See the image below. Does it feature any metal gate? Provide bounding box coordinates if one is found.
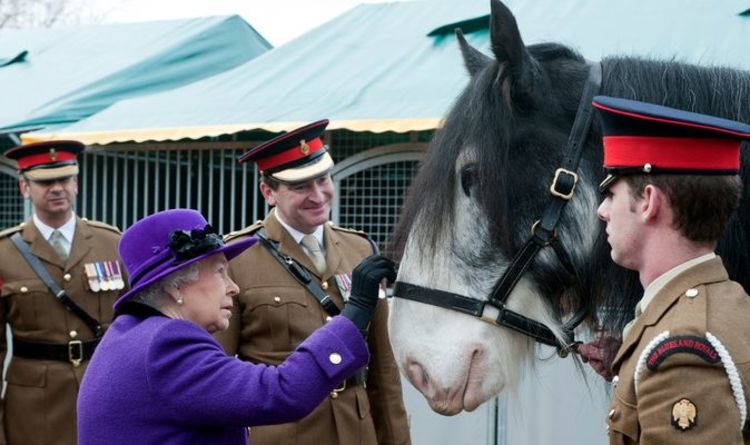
[77,146,261,233]
[0,163,25,229]
[331,143,425,250]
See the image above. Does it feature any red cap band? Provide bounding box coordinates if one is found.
[603,136,740,170]
[256,137,324,172]
[17,150,78,170]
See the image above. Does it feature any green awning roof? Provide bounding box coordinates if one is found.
[24,0,750,145]
[1,16,270,134]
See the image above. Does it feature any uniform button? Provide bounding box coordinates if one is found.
[321,282,329,290]
[325,316,332,322]
[329,353,342,365]
[70,330,78,338]
[273,296,281,303]
[685,288,699,298]
[20,286,28,293]
[63,273,72,282]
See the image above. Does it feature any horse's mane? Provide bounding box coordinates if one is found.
[602,57,750,121]
[390,44,750,332]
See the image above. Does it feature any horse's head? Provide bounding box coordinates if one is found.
[388,0,609,415]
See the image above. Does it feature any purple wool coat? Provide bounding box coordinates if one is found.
[77,304,369,445]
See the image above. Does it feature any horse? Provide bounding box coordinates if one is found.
[387,0,750,416]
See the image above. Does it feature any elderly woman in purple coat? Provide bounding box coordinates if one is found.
[77,209,393,445]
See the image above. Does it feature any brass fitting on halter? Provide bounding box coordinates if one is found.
[557,340,582,358]
[530,220,557,246]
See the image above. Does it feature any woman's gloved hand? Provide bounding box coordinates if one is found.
[341,255,397,334]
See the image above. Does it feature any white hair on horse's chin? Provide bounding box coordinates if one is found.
[502,276,567,344]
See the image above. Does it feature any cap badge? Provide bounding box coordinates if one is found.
[299,139,310,155]
[671,398,697,431]
[49,148,57,161]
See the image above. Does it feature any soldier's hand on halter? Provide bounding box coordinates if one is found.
[578,330,622,382]
[341,255,396,334]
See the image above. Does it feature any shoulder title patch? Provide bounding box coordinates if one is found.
[647,335,719,371]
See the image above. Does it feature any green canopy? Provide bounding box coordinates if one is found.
[1,16,270,135]
[24,0,750,145]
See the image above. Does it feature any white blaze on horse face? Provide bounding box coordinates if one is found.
[390,149,570,414]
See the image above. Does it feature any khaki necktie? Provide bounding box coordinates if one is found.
[300,234,326,274]
[49,229,69,262]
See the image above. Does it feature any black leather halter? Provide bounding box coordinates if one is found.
[393,62,602,357]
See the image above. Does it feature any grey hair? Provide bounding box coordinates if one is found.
[131,263,201,309]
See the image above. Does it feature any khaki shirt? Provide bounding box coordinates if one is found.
[608,257,750,444]
[0,217,125,445]
[216,212,411,445]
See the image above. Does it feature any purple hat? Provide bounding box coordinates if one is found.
[114,209,256,310]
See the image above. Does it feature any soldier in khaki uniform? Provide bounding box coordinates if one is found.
[592,96,750,444]
[216,120,411,445]
[0,140,126,445]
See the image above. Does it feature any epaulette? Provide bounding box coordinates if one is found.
[225,220,264,243]
[327,221,367,237]
[81,218,122,234]
[0,222,25,239]
[327,222,378,254]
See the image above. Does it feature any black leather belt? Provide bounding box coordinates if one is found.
[331,368,367,398]
[13,337,99,367]
[347,368,367,387]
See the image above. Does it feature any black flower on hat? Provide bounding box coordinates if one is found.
[167,225,224,264]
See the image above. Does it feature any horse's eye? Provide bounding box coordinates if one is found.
[460,164,477,197]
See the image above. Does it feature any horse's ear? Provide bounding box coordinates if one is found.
[456,28,490,77]
[489,0,535,95]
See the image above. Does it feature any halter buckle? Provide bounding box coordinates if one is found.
[550,168,578,200]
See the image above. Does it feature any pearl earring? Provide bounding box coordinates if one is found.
[176,297,184,305]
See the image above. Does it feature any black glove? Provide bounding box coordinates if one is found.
[341,255,396,333]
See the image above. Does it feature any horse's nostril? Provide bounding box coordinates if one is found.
[467,346,485,378]
[406,360,432,395]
